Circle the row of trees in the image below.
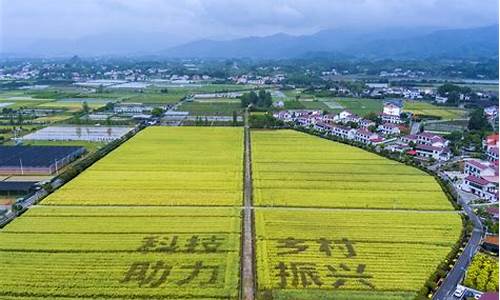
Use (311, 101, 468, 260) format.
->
(240, 89, 272, 109)
(436, 83, 473, 106)
(446, 108, 493, 155)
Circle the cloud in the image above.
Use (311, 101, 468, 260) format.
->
(0, 0, 497, 51)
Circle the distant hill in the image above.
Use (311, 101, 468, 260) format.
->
(2, 25, 497, 59)
(162, 25, 499, 59)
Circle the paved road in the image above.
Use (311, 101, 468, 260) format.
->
(410, 121, 421, 135)
(0, 186, 49, 228)
(241, 109, 255, 300)
(433, 174, 483, 300)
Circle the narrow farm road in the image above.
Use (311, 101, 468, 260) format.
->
(432, 179, 483, 300)
(241, 108, 255, 300)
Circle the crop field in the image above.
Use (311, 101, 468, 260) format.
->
(403, 101, 467, 120)
(0, 98, 54, 109)
(0, 126, 462, 300)
(32, 114, 73, 123)
(43, 127, 243, 206)
(121, 84, 258, 104)
(0, 206, 241, 299)
(255, 209, 462, 299)
(123, 91, 189, 104)
(252, 130, 454, 210)
(37, 99, 111, 112)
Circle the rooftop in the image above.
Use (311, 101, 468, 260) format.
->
(416, 144, 443, 152)
(465, 175, 491, 186)
(484, 235, 499, 246)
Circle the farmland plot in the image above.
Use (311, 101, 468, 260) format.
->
(43, 127, 243, 206)
(0, 206, 241, 299)
(252, 130, 454, 210)
(255, 209, 462, 300)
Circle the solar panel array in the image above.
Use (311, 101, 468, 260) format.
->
(0, 146, 85, 168)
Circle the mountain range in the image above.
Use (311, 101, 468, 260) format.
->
(162, 25, 499, 59)
(2, 25, 498, 59)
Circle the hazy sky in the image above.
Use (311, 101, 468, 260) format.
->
(0, 0, 498, 53)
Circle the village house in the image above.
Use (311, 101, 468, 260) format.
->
(331, 125, 356, 140)
(334, 110, 354, 122)
(462, 159, 499, 201)
(486, 206, 499, 221)
(273, 111, 293, 122)
(435, 96, 448, 104)
(415, 144, 451, 161)
(380, 99, 403, 124)
(385, 142, 411, 153)
(378, 123, 400, 136)
(482, 235, 499, 254)
(321, 113, 337, 123)
(484, 106, 499, 119)
(343, 114, 363, 125)
(354, 129, 381, 145)
(487, 147, 499, 162)
(359, 119, 376, 129)
(272, 100, 285, 108)
(313, 121, 334, 133)
(396, 132, 450, 160)
(464, 159, 497, 178)
(401, 134, 418, 145)
(484, 134, 499, 163)
(484, 134, 499, 149)
(416, 132, 449, 147)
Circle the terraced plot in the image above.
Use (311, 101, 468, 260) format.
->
(43, 127, 243, 206)
(0, 206, 241, 299)
(255, 209, 462, 299)
(252, 130, 454, 210)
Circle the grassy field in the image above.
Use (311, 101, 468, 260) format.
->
(403, 101, 467, 120)
(178, 102, 242, 116)
(43, 127, 243, 206)
(333, 98, 384, 116)
(0, 206, 241, 299)
(251, 130, 454, 210)
(255, 209, 461, 299)
(299, 100, 331, 111)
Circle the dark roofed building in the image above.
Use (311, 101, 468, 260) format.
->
(482, 235, 499, 254)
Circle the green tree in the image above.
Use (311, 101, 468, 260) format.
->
(82, 101, 90, 114)
(151, 107, 164, 118)
(16, 113, 23, 125)
(105, 102, 115, 111)
(468, 108, 493, 132)
(364, 112, 379, 122)
(232, 111, 238, 126)
(96, 84, 104, 94)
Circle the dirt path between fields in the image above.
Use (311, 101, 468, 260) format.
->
(241, 109, 255, 300)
